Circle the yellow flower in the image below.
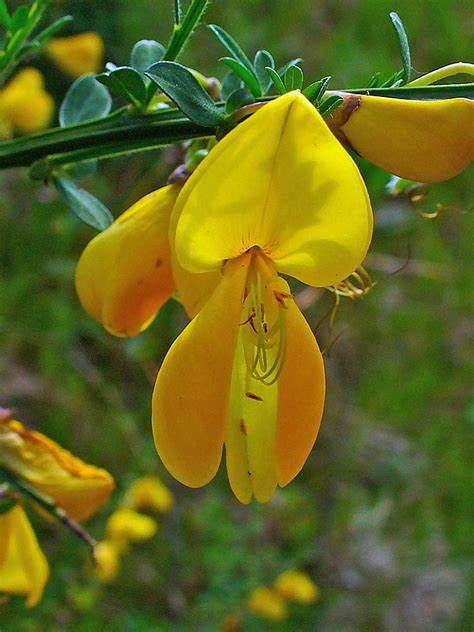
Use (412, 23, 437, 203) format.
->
(106, 508, 157, 543)
(246, 586, 287, 622)
(76, 185, 179, 337)
(0, 68, 53, 135)
(152, 91, 373, 503)
(329, 92, 474, 182)
(273, 569, 320, 604)
(45, 32, 104, 78)
(93, 539, 122, 583)
(0, 505, 49, 607)
(0, 416, 114, 521)
(124, 476, 174, 514)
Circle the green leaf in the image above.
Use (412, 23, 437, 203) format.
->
(278, 58, 303, 77)
(389, 12, 412, 84)
(35, 15, 74, 44)
(208, 24, 256, 77)
(54, 175, 113, 231)
(380, 68, 404, 88)
(220, 57, 261, 97)
(265, 66, 286, 94)
(303, 76, 331, 105)
(284, 64, 304, 91)
(59, 75, 112, 127)
(367, 72, 382, 88)
(130, 39, 165, 72)
(221, 71, 243, 101)
(146, 61, 225, 126)
(225, 86, 254, 114)
(254, 50, 274, 95)
(97, 67, 148, 107)
(0, 0, 11, 29)
(10, 5, 29, 32)
(319, 94, 344, 117)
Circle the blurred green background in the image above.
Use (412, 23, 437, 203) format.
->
(1, 0, 473, 629)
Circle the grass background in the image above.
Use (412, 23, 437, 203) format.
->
(0, 0, 473, 629)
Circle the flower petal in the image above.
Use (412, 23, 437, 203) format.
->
(334, 94, 474, 182)
(152, 254, 251, 488)
(0, 418, 114, 521)
(76, 185, 178, 337)
(46, 32, 104, 78)
(174, 91, 372, 287)
(276, 300, 325, 487)
(225, 330, 278, 504)
(169, 202, 221, 317)
(0, 506, 49, 607)
(0, 68, 53, 134)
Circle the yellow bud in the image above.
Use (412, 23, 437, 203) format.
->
(273, 569, 320, 604)
(124, 476, 174, 514)
(329, 93, 474, 182)
(106, 508, 157, 543)
(46, 32, 104, 78)
(0, 68, 53, 134)
(246, 586, 287, 621)
(93, 540, 122, 583)
(76, 185, 179, 337)
(0, 417, 114, 522)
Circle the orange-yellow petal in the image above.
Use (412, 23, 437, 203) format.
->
(331, 93, 474, 182)
(0, 68, 53, 134)
(0, 506, 49, 607)
(0, 417, 114, 521)
(276, 298, 325, 487)
(152, 254, 250, 488)
(46, 32, 104, 78)
(174, 91, 372, 288)
(76, 185, 178, 337)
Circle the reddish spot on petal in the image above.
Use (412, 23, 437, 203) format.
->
(245, 392, 263, 402)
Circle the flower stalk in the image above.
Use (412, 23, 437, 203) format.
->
(0, 82, 471, 173)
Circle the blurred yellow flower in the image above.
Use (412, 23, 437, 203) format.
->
(0, 416, 114, 521)
(76, 185, 179, 337)
(329, 92, 474, 182)
(246, 586, 287, 622)
(46, 32, 104, 78)
(273, 569, 320, 604)
(152, 91, 373, 504)
(93, 539, 123, 583)
(0, 505, 49, 607)
(106, 508, 157, 543)
(0, 68, 53, 136)
(124, 476, 174, 514)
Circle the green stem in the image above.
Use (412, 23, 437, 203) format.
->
(0, 465, 96, 554)
(0, 83, 472, 171)
(407, 62, 474, 87)
(0, 0, 50, 86)
(163, 0, 210, 61)
(174, 0, 183, 24)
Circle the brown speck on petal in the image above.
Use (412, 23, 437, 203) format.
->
(245, 392, 263, 402)
(239, 420, 247, 435)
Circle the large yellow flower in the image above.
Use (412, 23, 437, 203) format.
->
(152, 92, 373, 503)
(45, 32, 104, 78)
(0, 68, 53, 136)
(0, 505, 49, 607)
(329, 93, 474, 182)
(0, 416, 114, 521)
(76, 185, 179, 337)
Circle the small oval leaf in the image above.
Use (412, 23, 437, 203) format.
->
(59, 75, 112, 127)
(146, 61, 225, 127)
(254, 50, 275, 95)
(97, 66, 148, 106)
(54, 174, 113, 231)
(131, 39, 165, 72)
(221, 71, 243, 101)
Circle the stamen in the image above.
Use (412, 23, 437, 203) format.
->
(240, 251, 292, 386)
